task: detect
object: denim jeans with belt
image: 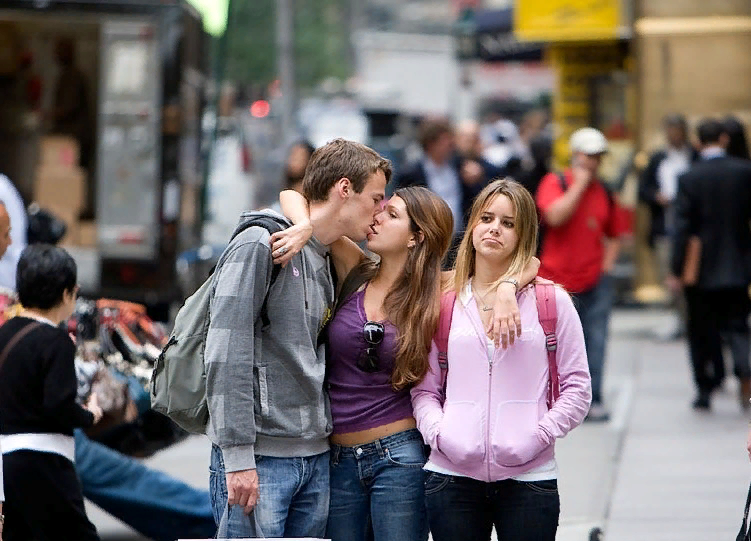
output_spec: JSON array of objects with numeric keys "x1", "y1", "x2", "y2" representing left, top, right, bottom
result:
[
  {"x1": 425, "y1": 472, "x2": 559, "y2": 541},
  {"x1": 327, "y1": 428, "x2": 428, "y2": 541},
  {"x1": 209, "y1": 444, "x2": 329, "y2": 538}
]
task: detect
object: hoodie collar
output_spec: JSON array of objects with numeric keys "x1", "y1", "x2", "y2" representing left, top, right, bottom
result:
[{"x1": 459, "y1": 281, "x2": 474, "y2": 307}]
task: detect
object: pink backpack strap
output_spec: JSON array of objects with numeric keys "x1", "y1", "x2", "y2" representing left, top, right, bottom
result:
[
  {"x1": 535, "y1": 280, "x2": 559, "y2": 407},
  {"x1": 436, "y1": 291, "x2": 456, "y2": 402}
]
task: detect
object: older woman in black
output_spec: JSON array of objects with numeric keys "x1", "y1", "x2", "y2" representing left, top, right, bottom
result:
[{"x1": 0, "y1": 245, "x2": 103, "y2": 541}]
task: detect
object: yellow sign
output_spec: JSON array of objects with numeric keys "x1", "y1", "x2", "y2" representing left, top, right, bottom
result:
[
  {"x1": 547, "y1": 43, "x2": 624, "y2": 168},
  {"x1": 515, "y1": 0, "x2": 622, "y2": 42}
]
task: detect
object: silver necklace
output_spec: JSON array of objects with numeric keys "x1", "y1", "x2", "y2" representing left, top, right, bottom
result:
[{"x1": 473, "y1": 284, "x2": 495, "y2": 312}]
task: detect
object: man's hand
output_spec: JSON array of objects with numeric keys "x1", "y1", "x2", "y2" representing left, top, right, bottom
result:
[
  {"x1": 665, "y1": 274, "x2": 683, "y2": 293},
  {"x1": 227, "y1": 469, "x2": 260, "y2": 515},
  {"x1": 571, "y1": 164, "x2": 594, "y2": 188},
  {"x1": 655, "y1": 192, "x2": 672, "y2": 207},
  {"x1": 85, "y1": 393, "x2": 104, "y2": 425}
]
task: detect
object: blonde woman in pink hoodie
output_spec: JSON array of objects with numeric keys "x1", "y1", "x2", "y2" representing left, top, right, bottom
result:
[{"x1": 412, "y1": 178, "x2": 592, "y2": 541}]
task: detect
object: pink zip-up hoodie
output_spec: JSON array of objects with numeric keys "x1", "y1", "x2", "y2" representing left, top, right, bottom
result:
[{"x1": 411, "y1": 283, "x2": 592, "y2": 482}]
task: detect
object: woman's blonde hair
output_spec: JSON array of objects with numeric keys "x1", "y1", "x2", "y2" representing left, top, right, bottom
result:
[{"x1": 453, "y1": 178, "x2": 539, "y2": 293}]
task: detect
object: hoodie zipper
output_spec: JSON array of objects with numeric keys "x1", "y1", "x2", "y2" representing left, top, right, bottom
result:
[{"x1": 486, "y1": 344, "x2": 493, "y2": 482}]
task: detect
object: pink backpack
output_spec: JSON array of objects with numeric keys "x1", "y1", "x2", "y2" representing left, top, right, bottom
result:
[{"x1": 435, "y1": 279, "x2": 560, "y2": 407}]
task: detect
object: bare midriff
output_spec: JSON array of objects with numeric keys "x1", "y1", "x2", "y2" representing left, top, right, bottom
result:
[{"x1": 330, "y1": 417, "x2": 417, "y2": 446}]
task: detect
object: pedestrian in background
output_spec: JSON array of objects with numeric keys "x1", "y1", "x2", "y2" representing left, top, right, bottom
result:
[
  {"x1": 639, "y1": 114, "x2": 699, "y2": 341},
  {"x1": 536, "y1": 128, "x2": 629, "y2": 422},
  {"x1": 412, "y1": 179, "x2": 591, "y2": 541},
  {"x1": 0, "y1": 244, "x2": 104, "y2": 541},
  {"x1": 724, "y1": 115, "x2": 750, "y2": 161},
  {"x1": 670, "y1": 119, "x2": 751, "y2": 411}
]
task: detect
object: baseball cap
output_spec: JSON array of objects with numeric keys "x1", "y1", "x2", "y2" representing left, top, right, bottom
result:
[{"x1": 569, "y1": 127, "x2": 608, "y2": 155}]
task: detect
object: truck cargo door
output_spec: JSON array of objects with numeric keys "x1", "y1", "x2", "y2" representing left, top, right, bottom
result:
[{"x1": 96, "y1": 20, "x2": 161, "y2": 260}]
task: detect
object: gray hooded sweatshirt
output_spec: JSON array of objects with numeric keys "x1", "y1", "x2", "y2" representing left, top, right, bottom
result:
[{"x1": 205, "y1": 210, "x2": 335, "y2": 472}]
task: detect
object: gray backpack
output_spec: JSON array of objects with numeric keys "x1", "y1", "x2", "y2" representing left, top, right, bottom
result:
[{"x1": 150, "y1": 216, "x2": 286, "y2": 433}]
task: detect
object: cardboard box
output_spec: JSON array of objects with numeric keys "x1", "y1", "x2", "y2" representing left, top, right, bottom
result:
[
  {"x1": 34, "y1": 165, "x2": 86, "y2": 215},
  {"x1": 39, "y1": 136, "x2": 80, "y2": 167},
  {"x1": 77, "y1": 220, "x2": 97, "y2": 247}
]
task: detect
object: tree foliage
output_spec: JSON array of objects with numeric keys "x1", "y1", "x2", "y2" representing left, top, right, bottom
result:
[{"x1": 225, "y1": 0, "x2": 352, "y2": 90}]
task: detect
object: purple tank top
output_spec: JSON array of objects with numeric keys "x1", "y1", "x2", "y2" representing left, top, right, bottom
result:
[{"x1": 326, "y1": 289, "x2": 414, "y2": 434}]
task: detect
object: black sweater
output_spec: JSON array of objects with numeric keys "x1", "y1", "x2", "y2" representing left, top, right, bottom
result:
[{"x1": 0, "y1": 317, "x2": 94, "y2": 436}]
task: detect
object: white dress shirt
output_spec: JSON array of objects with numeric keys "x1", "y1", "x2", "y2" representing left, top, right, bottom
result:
[{"x1": 423, "y1": 158, "x2": 462, "y2": 233}]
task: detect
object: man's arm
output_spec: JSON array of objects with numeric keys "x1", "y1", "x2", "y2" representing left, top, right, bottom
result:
[
  {"x1": 602, "y1": 238, "x2": 622, "y2": 275},
  {"x1": 638, "y1": 152, "x2": 663, "y2": 206},
  {"x1": 670, "y1": 173, "x2": 697, "y2": 277},
  {"x1": 542, "y1": 168, "x2": 591, "y2": 228},
  {"x1": 205, "y1": 233, "x2": 273, "y2": 513}
]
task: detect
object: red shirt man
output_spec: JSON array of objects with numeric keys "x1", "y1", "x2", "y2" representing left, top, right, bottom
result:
[{"x1": 536, "y1": 131, "x2": 629, "y2": 294}]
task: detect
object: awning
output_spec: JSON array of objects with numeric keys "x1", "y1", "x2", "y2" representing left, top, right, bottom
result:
[{"x1": 456, "y1": 8, "x2": 544, "y2": 62}]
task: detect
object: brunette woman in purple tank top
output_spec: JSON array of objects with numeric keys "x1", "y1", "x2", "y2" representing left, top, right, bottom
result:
[{"x1": 271, "y1": 186, "x2": 539, "y2": 541}]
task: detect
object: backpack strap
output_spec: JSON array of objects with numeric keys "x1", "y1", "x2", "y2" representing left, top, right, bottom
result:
[
  {"x1": 557, "y1": 172, "x2": 568, "y2": 193},
  {"x1": 535, "y1": 280, "x2": 559, "y2": 407},
  {"x1": 227, "y1": 216, "x2": 288, "y2": 327},
  {"x1": 436, "y1": 291, "x2": 457, "y2": 403},
  {"x1": 0, "y1": 321, "x2": 41, "y2": 372}
]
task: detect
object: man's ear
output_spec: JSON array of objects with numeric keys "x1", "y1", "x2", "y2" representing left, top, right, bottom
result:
[{"x1": 335, "y1": 177, "x2": 352, "y2": 200}]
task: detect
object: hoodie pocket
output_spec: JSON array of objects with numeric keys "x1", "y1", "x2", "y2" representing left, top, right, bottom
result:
[
  {"x1": 491, "y1": 400, "x2": 546, "y2": 467},
  {"x1": 437, "y1": 401, "x2": 485, "y2": 467}
]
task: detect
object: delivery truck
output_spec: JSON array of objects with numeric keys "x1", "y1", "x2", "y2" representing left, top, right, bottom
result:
[{"x1": 0, "y1": 0, "x2": 208, "y2": 312}]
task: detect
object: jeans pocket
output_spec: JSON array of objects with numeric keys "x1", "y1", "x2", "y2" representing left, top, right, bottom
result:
[
  {"x1": 209, "y1": 444, "x2": 225, "y2": 475},
  {"x1": 209, "y1": 468, "x2": 228, "y2": 526},
  {"x1": 424, "y1": 472, "x2": 451, "y2": 495},
  {"x1": 520, "y1": 479, "x2": 558, "y2": 495},
  {"x1": 385, "y1": 440, "x2": 426, "y2": 468}
]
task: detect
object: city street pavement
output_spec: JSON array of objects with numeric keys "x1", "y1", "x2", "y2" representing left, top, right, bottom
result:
[{"x1": 92, "y1": 307, "x2": 751, "y2": 540}]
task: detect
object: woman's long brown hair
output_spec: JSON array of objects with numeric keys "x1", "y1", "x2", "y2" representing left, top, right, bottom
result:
[{"x1": 348, "y1": 186, "x2": 453, "y2": 389}]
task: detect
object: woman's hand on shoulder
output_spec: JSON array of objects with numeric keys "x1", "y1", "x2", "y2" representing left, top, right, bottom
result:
[{"x1": 270, "y1": 220, "x2": 313, "y2": 267}]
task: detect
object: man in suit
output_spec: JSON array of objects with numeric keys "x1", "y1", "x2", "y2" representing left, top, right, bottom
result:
[
  {"x1": 394, "y1": 118, "x2": 498, "y2": 264},
  {"x1": 639, "y1": 115, "x2": 699, "y2": 341},
  {"x1": 670, "y1": 118, "x2": 751, "y2": 411}
]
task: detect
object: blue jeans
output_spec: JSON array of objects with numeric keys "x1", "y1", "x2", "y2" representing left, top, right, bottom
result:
[
  {"x1": 425, "y1": 473, "x2": 559, "y2": 541},
  {"x1": 327, "y1": 428, "x2": 428, "y2": 541},
  {"x1": 75, "y1": 430, "x2": 216, "y2": 541},
  {"x1": 209, "y1": 445, "x2": 329, "y2": 538},
  {"x1": 573, "y1": 275, "x2": 615, "y2": 404}
]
